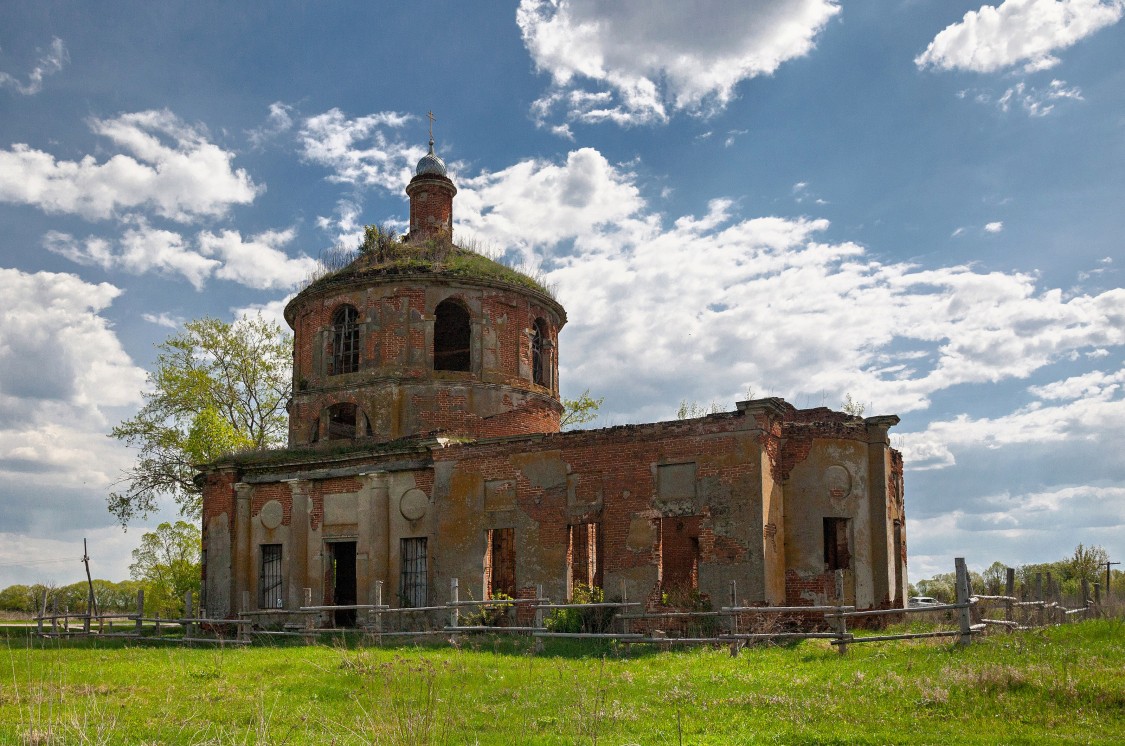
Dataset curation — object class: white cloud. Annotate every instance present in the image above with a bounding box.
[907,481,1125,577]
[141,312,184,329]
[0,37,67,95]
[199,228,318,290]
[45,222,315,291]
[439,147,1125,425]
[917,0,1125,73]
[899,372,1125,470]
[456,148,646,261]
[233,298,293,332]
[298,109,423,188]
[44,223,219,290]
[518,0,841,126]
[984,221,1004,233]
[0,268,144,490]
[0,109,259,222]
[997,80,1084,117]
[247,102,295,147]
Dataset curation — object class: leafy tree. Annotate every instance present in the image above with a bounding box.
[109,315,290,525]
[560,388,603,429]
[981,561,1009,595]
[129,521,201,618]
[0,584,34,613]
[1064,543,1108,585]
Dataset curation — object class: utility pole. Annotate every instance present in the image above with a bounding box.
[1107,560,1121,599]
[82,538,98,620]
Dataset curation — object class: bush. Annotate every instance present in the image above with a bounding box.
[545,585,615,634]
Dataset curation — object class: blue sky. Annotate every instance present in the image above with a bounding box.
[1,0,1123,588]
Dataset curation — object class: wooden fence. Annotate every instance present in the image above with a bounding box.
[31,557,1106,652]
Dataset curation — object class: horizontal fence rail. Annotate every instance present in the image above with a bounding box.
[28,557,1111,651]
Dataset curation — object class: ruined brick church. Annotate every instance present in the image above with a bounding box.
[199,135,908,622]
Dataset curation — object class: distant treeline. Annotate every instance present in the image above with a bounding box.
[912,544,1124,603]
[0,579,146,616]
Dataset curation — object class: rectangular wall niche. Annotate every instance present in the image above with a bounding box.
[259,544,282,610]
[823,517,851,572]
[400,537,428,608]
[567,522,602,597]
[484,528,516,599]
[657,462,697,500]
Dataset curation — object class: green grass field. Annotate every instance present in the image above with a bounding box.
[2,620,1122,744]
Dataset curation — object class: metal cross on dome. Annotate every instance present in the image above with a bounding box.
[428,110,436,145]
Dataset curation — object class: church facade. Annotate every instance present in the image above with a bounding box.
[199,138,908,621]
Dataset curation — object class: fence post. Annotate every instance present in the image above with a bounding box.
[534,584,545,654]
[1034,573,1044,627]
[1094,582,1101,616]
[302,587,314,644]
[135,588,144,637]
[729,580,738,638]
[1082,578,1090,615]
[955,558,972,645]
[37,590,45,636]
[1005,567,1015,625]
[834,569,848,655]
[450,577,460,629]
[374,580,383,644]
[184,591,194,639]
[51,597,58,636]
[620,578,630,638]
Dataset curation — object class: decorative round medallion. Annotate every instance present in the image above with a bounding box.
[399,488,428,521]
[260,500,284,530]
[825,465,852,499]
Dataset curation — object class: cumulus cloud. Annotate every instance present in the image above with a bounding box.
[456,148,646,261]
[44,222,315,291]
[517,0,841,126]
[0,37,67,95]
[0,268,144,489]
[984,221,1004,233]
[298,109,423,188]
[0,109,259,222]
[917,0,1125,74]
[199,228,318,289]
[438,147,1125,426]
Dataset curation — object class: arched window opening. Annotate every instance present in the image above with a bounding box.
[330,305,360,375]
[433,299,471,372]
[326,403,358,440]
[531,318,548,386]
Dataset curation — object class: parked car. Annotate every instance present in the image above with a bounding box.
[909,596,940,607]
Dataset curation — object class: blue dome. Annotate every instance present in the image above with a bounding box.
[416,141,447,177]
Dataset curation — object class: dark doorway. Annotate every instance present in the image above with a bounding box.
[328,541,357,627]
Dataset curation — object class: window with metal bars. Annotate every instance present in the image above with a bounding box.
[399,537,428,608]
[330,305,360,375]
[531,318,548,386]
[259,544,283,609]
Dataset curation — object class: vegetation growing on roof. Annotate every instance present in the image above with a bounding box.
[298,227,555,298]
